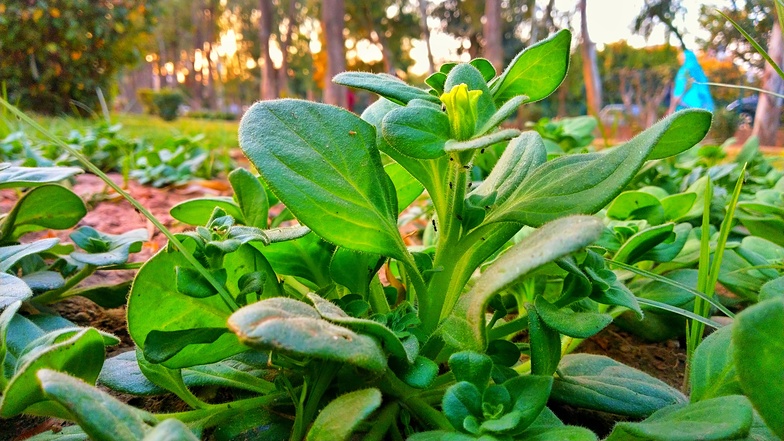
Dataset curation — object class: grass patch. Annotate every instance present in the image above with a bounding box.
[27,113,239,152]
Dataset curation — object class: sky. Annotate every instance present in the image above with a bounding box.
[408,0,732,75]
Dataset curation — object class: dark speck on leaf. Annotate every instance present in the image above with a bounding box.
[432,219,437,232]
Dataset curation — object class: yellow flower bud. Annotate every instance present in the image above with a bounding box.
[440,83,482,141]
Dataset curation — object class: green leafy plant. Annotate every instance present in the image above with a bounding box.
[0,163,147,309]
[3,28,778,441]
[151,90,185,122]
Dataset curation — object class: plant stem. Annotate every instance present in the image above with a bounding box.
[291,362,340,441]
[379,371,452,431]
[363,403,399,441]
[0,98,239,312]
[156,393,285,424]
[33,264,96,305]
[368,275,390,314]
[420,156,468,334]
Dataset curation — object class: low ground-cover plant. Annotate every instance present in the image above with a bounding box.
[0,163,148,309]
[0,28,782,441]
[0,122,227,186]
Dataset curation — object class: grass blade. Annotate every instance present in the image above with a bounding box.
[718,10,784,81]
[605,259,735,319]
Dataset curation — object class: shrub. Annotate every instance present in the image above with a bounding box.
[151,90,184,121]
[0,0,157,115]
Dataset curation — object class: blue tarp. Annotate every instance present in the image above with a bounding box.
[673,50,715,111]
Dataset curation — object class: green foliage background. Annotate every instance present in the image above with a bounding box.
[0,0,157,114]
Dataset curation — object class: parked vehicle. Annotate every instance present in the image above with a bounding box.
[726,95,758,127]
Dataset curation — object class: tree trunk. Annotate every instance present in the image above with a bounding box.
[322,0,347,107]
[419,0,435,74]
[278,0,298,97]
[579,0,602,117]
[752,20,783,146]
[259,0,277,100]
[483,0,503,72]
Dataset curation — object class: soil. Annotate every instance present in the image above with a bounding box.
[1,172,689,440]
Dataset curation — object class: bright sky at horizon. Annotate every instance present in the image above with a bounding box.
[408,0,731,75]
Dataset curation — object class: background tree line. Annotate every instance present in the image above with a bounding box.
[1,0,781,143]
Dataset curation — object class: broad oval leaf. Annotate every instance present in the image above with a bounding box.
[228,298,387,373]
[127,248,246,369]
[239,99,407,260]
[0,165,82,189]
[490,29,571,105]
[170,197,243,227]
[690,325,741,402]
[0,273,32,309]
[70,227,148,267]
[534,296,612,338]
[606,191,663,222]
[333,72,439,106]
[605,395,753,441]
[229,168,269,228]
[2,184,86,239]
[733,297,784,438]
[551,354,687,418]
[0,328,105,418]
[487,110,712,227]
[37,369,152,441]
[306,388,382,441]
[382,105,451,159]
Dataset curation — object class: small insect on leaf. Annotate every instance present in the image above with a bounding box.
[349,130,357,136]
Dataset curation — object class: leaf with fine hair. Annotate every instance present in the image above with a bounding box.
[441,215,604,351]
[486,110,711,227]
[305,388,382,441]
[239,99,407,260]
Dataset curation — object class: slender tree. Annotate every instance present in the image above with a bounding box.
[579,0,602,116]
[752,20,783,145]
[259,0,277,100]
[633,0,687,48]
[323,0,347,107]
[484,1,504,72]
[419,0,435,74]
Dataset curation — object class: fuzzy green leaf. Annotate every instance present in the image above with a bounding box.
[170,197,243,227]
[228,298,387,373]
[534,297,612,338]
[487,110,711,227]
[382,105,451,159]
[442,216,603,351]
[37,369,152,441]
[0,328,105,418]
[239,100,406,260]
[1,184,86,240]
[490,30,571,105]
[551,354,686,418]
[690,325,741,402]
[0,165,82,189]
[605,395,753,441]
[128,248,246,369]
[733,297,784,438]
[306,388,382,441]
[229,169,269,229]
[333,72,439,106]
